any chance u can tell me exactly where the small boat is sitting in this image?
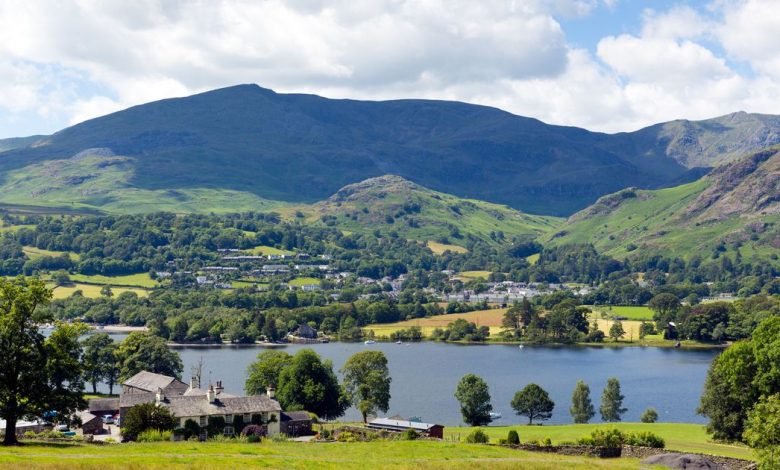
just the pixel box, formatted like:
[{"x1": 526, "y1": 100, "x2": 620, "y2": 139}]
[
  {"x1": 518, "y1": 345, "x2": 524, "y2": 349},
  {"x1": 364, "y1": 340, "x2": 376, "y2": 345},
  {"x1": 489, "y1": 412, "x2": 502, "y2": 420},
  {"x1": 395, "y1": 340, "x2": 402, "y2": 344}
]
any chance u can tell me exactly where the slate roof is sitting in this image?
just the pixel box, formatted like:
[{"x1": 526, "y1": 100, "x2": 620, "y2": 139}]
[
  {"x1": 163, "y1": 395, "x2": 281, "y2": 418},
  {"x1": 368, "y1": 418, "x2": 441, "y2": 432},
  {"x1": 183, "y1": 387, "x2": 237, "y2": 399},
  {"x1": 122, "y1": 371, "x2": 179, "y2": 392},
  {"x1": 76, "y1": 410, "x2": 101, "y2": 424},
  {"x1": 282, "y1": 411, "x2": 311, "y2": 422},
  {"x1": 88, "y1": 398, "x2": 119, "y2": 413},
  {"x1": 119, "y1": 391, "x2": 157, "y2": 409}
]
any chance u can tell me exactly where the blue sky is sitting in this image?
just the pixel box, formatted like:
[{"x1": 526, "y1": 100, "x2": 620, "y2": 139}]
[{"x1": 1, "y1": 0, "x2": 779, "y2": 138}]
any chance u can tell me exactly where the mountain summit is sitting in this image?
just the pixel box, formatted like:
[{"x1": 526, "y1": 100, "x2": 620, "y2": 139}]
[{"x1": 2, "y1": 84, "x2": 780, "y2": 216}]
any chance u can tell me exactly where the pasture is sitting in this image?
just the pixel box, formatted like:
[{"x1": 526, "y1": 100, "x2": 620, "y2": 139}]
[
  {"x1": 248, "y1": 245, "x2": 295, "y2": 256},
  {"x1": 588, "y1": 305, "x2": 654, "y2": 321},
  {"x1": 0, "y1": 439, "x2": 646, "y2": 470},
  {"x1": 364, "y1": 308, "x2": 507, "y2": 338},
  {"x1": 68, "y1": 273, "x2": 157, "y2": 288},
  {"x1": 23, "y1": 246, "x2": 81, "y2": 261},
  {"x1": 50, "y1": 283, "x2": 150, "y2": 299},
  {"x1": 427, "y1": 240, "x2": 469, "y2": 254}
]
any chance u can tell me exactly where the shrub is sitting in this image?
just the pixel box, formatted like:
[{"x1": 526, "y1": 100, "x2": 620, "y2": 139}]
[
  {"x1": 640, "y1": 408, "x2": 659, "y2": 423},
  {"x1": 507, "y1": 430, "x2": 520, "y2": 445},
  {"x1": 319, "y1": 429, "x2": 332, "y2": 440},
  {"x1": 543, "y1": 437, "x2": 553, "y2": 447},
  {"x1": 625, "y1": 431, "x2": 665, "y2": 448},
  {"x1": 137, "y1": 430, "x2": 172, "y2": 442},
  {"x1": 247, "y1": 434, "x2": 261, "y2": 443},
  {"x1": 241, "y1": 424, "x2": 267, "y2": 438},
  {"x1": 465, "y1": 429, "x2": 490, "y2": 444},
  {"x1": 578, "y1": 428, "x2": 625, "y2": 448},
  {"x1": 401, "y1": 428, "x2": 419, "y2": 440},
  {"x1": 122, "y1": 402, "x2": 176, "y2": 441},
  {"x1": 337, "y1": 431, "x2": 357, "y2": 442}
]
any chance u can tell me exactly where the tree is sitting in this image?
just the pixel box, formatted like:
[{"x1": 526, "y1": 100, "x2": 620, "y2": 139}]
[
  {"x1": 100, "y1": 285, "x2": 113, "y2": 298},
  {"x1": 341, "y1": 350, "x2": 391, "y2": 423},
  {"x1": 276, "y1": 349, "x2": 348, "y2": 420},
  {"x1": 698, "y1": 317, "x2": 780, "y2": 441},
  {"x1": 115, "y1": 332, "x2": 183, "y2": 382},
  {"x1": 454, "y1": 374, "x2": 493, "y2": 426},
  {"x1": 570, "y1": 380, "x2": 595, "y2": 424},
  {"x1": 743, "y1": 394, "x2": 780, "y2": 470},
  {"x1": 641, "y1": 408, "x2": 659, "y2": 423},
  {"x1": 600, "y1": 377, "x2": 627, "y2": 422},
  {"x1": 609, "y1": 320, "x2": 626, "y2": 342},
  {"x1": 0, "y1": 277, "x2": 87, "y2": 445},
  {"x1": 82, "y1": 333, "x2": 114, "y2": 394},
  {"x1": 511, "y1": 383, "x2": 555, "y2": 425},
  {"x1": 649, "y1": 293, "x2": 680, "y2": 328},
  {"x1": 245, "y1": 350, "x2": 293, "y2": 395},
  {"x1": 122, "y1": 402, "x2": 176, "y2": 441}
]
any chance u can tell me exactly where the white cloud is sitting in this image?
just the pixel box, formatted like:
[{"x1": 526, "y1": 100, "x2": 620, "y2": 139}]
[{"x1": 0, "y1": 0, "x2": 780, "y2": 136}]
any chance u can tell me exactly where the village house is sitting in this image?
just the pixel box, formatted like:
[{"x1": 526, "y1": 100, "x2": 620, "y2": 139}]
[{"x1": 118, "y1": 371, "x2": 295, "y2": 437}]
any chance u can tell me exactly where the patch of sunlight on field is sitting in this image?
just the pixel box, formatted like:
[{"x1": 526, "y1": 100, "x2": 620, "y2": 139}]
[{"x1": 427, "y1": 240, "x2": 469, "y2": 254}]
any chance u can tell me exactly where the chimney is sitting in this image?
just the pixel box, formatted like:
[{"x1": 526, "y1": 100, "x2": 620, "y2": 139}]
[
  {"x1": 207, "y1": 384, "x2": 216, "y2": 403},
  {"x1": 266, "y1": 385, "x2": 275, "y2": 399},
  {"x1": 155, "y1": 387, "x2": 164, "y2": 404},
  {"x1": 189, "y1": 376, "x2": 199, "y2": 391},
  {"x1": 215, "y1": 380, "x2": 224, "y2": 394}
]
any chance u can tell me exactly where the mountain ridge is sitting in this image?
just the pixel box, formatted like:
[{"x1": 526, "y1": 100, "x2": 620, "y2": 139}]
[{"x1": 3, "y1": 84, "x2": 780, "y2": 215}]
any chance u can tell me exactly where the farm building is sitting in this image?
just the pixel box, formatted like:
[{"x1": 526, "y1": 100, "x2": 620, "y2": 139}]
[
  {"x1": 75, "y1": 410, "x2": 104, "y2": 435},
  {"x1": 293, "y1": 324, "x2": 318, "y2": 339},
  {"x1": 280, "y1": 411, "x2": 313, "y2": 437},
  {"x1": 367, "y1": 418, "x2": 444, "y2": 439},
  {"x1": 88, "y1": 398, "x2": 119, "y2": 417}
]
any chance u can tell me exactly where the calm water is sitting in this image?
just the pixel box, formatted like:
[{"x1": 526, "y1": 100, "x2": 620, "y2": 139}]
[{"x1": 160, "y1": 342, "x2": 719, "y2": 426}]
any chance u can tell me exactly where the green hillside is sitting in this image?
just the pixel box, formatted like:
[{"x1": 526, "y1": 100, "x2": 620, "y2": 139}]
[
  {"x1": 0, "y1": 135, "x2": 45, "y2": 153},
  {"x1": 5, "y1": 85, "x2": 780, "y2": 217},
  {"x1": 549, "y1": 146, "x2": 780, "y2": 261},
  {"x1": 294, "y1": 175, "x2": 562, "y2": 247}
]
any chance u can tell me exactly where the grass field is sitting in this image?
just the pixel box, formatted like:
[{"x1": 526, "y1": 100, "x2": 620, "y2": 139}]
[
  {"x1": 288, "y1": 277, "x2": 321, "y2": 287},
  {"x1": 427, "y1": 240, "x2": 469, "y2": 254},
  {"x1": 0, "y1": 440, "x2": 647, "y2": 469},
  {"x1": 364, "y1": 308, "x2": 507, "y2": 338},
  {"x1": 588, "y1": 306, "x2": 654, "y2": 321},
  {"x1": 68, "y1": 273, "x2": 157, "y2": 288},
  {"x1": 51, "y1": 283, "x2": 150, "y2": 299},
  {"x1": 445, "y1": 423, "x2": 751, "y2": 460},
  {"x1": 248, "y1": 246, "x2": 295, "y2": 256},
  {"x1": 525, "y1": 253, "x2": 540, "y2": 264},
  {"x1": 458, "y1": 271, "x2": 493, "y2": 280},
  {"x1": 23, "y1": 246, "x2": 81, "y2": 261}
]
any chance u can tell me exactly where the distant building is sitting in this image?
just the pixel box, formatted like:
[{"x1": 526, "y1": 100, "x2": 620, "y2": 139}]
[
  {"x1": 75, "y1": 410, "x2": 103, "y2": 435},
  {"x1": 367, "y1": 418, "x2": 444, "y2": 439},
  {"x1": 293, "y1": 324, "x2": 318, "y2": 339}
]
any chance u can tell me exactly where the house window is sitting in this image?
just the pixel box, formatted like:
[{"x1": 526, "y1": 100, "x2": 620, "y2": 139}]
[
  {"x1": 199, "y1": 416, "x2": 207, "y2": 427},
  {"x1": 225, "y1": 414, "x2": 233, "y2": 424},
  {"x1": 223, "y1": 426, "x2": 235, "y2": 436},
  {"x1": 243, "y1": 413, "x2": 250, "y2": 422}
]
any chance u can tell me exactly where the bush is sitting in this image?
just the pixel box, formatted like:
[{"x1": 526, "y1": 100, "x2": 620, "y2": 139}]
[
  {"x1": 497, "y1": 438, "x2": 508, "y2": 445},
  {"x1": 240, "y1": 424, "x2": 267, "y2": 438},
  {"x1": 507, "y1": 430, "x2": 520, "y2": 445},
  {"x1": 401, "y1": 428, "x2": 419, "y2": 440},
  {"x1": 247, "y1": 434, "x2": 261, "y2": 443},
  {"x1": 578, "y1": 428, "x2": 625, "y2": 448},
  {"x1": 122, "y1": 402, "x2": 176, "y2": 441},
  {"x1": 625, "y1": 431, "x2": 665, "y2": 448},
  {"x1": 337, "y1": 431, "x2": 357, "y2": 442},
  {"x1": 465, "y1": 429, "x2": 490, "y2": 444},
  {"x1": 640, "y1": 408, "x2": 659, "y2": 423},
  {"x1": 137, "y1": 430, "x2": 172, "y2": 442},
  {"x1": 319, "y1": 428, "x2": 332, "y2": 440},
  {"x1": 543, "y1": 437, "x2": 552, "y2": 447}
]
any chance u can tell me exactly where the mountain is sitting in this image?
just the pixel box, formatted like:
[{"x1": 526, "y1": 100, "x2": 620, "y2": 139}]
[
  {"x1": 2, "y1": 84, "x2": 780, "y2": 216},
  {"x1": 0, "y1": 135, "x2": 46, "y2": 153},
  {"x1": 547, "y1": 146, "x2": 780, "y2": 261},
  {"x1": 290, "y1": 175, "x2": 561, "y2": 248}
]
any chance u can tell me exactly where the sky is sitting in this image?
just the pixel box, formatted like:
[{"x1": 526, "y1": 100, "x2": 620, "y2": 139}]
[{"x1": 1, "y1": 0, "x2": 780, "y2": 138}]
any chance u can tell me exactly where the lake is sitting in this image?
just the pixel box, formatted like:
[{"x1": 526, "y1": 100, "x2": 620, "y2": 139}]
[{"x1": 162, "y1": 342, "x2": 719, "y2": 426}]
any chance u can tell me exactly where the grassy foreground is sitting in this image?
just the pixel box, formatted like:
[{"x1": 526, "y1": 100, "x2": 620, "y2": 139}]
[
  {"x1": 446, "y1": 423, "x2": 751, "y2": 460},
  {"x1": 0, "y1": 440, "x2": 646, "y2": 469}
]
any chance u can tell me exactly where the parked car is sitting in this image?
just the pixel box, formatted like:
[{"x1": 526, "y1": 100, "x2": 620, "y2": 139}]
[
  {"x1": 101, "y1": 414, "x2": 114, "y2": 424},
  {"x1": 56, "y1": 424, "x2": 69, "y2": 432}
]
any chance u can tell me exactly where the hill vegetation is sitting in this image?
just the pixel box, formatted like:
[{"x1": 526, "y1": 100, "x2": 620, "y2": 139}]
[
  {"x1": 3, "y1": 84, "x2": 780, "y2": 216},
  {"x1": 548, "y1": 146, "x2": 780, "y2": 262},
  {"x1": 295, "y1": 175, "x2": 560, "y2": 246}
]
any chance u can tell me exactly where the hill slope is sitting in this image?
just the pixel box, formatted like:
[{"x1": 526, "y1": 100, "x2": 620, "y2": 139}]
[
  {"x1": 293, "y1": 175, "x2": 561, "y2": 247},
  {"x1": 0, "y1": 135, "x2": 45, "y2": 153},
  {"x1": 4, "y1": 85, "x2": 780, "y2": 216},
  {"x1": 548, "y1": 146, "x2": 780, "y2": 260}
]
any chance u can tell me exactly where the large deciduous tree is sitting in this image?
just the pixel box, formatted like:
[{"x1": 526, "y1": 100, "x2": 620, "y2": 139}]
[
  {"x1": 245, "y1": 350, "x2": 293, "y2": 395},
  {"x1": 511, "y1": 383, "x2": 555, "y2": 425},
  {"x1": 82, "y1": 333, "x2": 116, "y2": 394},
  {"x1": 454, "y1": 374, "x2": 493, "y2": 427},
  {"x1": 115, "y1": 332, "x2": 183, "y2": 382},
  {"x1": 341, "y1": 350, "x2": 391, "y2": 423},
  {"x1": 276, "y1": 349, "x2": 348, "y2": 420},
  {"x1": 0, "y1": 277, "x2": 87, "y2": 445}
]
